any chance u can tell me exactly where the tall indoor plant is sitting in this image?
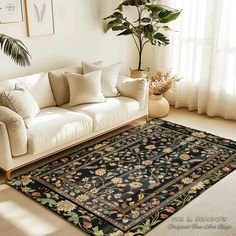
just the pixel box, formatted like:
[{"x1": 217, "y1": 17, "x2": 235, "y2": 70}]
[
  {"x1": 0, "y1": 34, "x2": 31, "y2": 67},
  {"x1": 104, "y1": 0, "x2": 181, "y2": 78}
]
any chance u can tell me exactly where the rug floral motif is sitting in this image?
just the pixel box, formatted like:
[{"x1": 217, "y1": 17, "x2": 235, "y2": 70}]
[{"x1": 8, "y1": 119, "x2": 236, "y2": 236}]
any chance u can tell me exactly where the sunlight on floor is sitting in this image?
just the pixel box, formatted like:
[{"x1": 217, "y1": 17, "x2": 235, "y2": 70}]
[
  {"x1": 162, "y1": 108, "x2": 236, "y2": 141},
  {"x1": 0, "y1": 201, "x2": 57, "y2": 235}
]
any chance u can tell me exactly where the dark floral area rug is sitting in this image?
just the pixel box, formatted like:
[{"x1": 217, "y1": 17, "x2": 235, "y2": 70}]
[{"x1": 8, "y1": 119, "x2": 236, "y2": 236}]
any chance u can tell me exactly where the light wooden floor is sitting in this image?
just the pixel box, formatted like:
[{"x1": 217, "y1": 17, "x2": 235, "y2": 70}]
[{"x1": 0, "y1": 108, "x2": 235, "y2": 236}]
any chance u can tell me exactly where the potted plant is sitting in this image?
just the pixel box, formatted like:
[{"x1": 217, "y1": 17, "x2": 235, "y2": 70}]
[
  {"x1": 0, "y1": 34, "x2": 31, "y2": 67},
  {"x1": 104, "y1": 0, "x2": 181, "y2": 78},
  {"x1": 148, "y1": 70, "x2": 181, "y2": 117}
]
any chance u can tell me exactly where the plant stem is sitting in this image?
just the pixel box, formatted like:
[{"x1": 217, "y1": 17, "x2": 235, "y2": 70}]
[
  {"x1": 121, "y1": 17, "x2": 140, "y2": 64},
  {"x1": 138, "y1": 39, "x2": 142, "y2": 70},
  {"x1": 137, "y1": 5, "x2": 143, "y2": 70},
  {"x1": 132, "y1": 34, "x2": 140, "y2": 53}
]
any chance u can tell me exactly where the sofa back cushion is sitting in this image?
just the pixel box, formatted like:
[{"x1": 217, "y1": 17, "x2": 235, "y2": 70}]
[
  {"x1": 16, "y1": 73, "x2": 56, "y2": 108},
  {"x1": 0, "y1": 79, "x2": 18, "y2": 106},
  {"x1": 48, "y1": 67, "x2": 82, "y2": 106},
  {"x1": 0, "y1": 73, "x2": 56, "y2": 109}
]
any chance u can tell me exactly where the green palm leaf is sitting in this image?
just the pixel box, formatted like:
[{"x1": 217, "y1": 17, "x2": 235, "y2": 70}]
[{"x1": 0, "y1": 34, "x2": 31, "y2": 67}]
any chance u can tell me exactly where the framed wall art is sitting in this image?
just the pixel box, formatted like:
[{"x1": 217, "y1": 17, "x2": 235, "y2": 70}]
[
  {"x1": 0, "y1": 0, "x2": 23, "y2": 23},
  {"x1": 25, "y1": 0, "x2": 55, "y2": 37}
]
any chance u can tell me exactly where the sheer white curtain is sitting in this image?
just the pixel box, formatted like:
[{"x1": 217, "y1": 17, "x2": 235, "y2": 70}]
[{"x1": 155, "y1": 0, "x2": 236, "y2": 120}]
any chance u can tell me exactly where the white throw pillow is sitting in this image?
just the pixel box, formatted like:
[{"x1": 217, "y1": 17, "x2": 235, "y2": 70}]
[
  {"x1": 2, "y1": 86, "x2": 40, "y2": 128},
  {"x1": 81, "y1": 61, "x2": 103, "y2": 74},
  {"x1": 67, "y1": 70, "x2": 105, "y2": 107},
  {"x1": 82, "y1": 61, "x2": 121, "y2": 97}
]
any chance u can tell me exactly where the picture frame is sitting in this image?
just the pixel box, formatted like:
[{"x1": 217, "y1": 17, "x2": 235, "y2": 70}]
[
  {"x1": 0, "y1": 0, "x2": 23, "y2": 23},
  {"x1": 25, "y1": 0, "x2": 55, "y2": 37}
]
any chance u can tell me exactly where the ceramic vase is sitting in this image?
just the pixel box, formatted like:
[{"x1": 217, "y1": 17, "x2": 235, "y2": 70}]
[{"x1": 148, "y1": 94, "x2": 170, "y2": 118}]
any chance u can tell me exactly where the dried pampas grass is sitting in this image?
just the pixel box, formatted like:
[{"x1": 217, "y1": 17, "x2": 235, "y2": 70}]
[{"x1": 148, "y1": 70, "x2": 182, "y2": 95}]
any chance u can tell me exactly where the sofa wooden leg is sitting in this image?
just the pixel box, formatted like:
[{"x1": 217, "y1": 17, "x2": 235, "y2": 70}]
[
  {"x1": 5, "y1": 170, "x2": 12, "y2": 181},
  {"x1": 145, "y1": 115, "x2": 149, "y2": 122}
]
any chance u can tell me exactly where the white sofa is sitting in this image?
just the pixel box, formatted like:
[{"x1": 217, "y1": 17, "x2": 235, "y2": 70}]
[{"x1": 0, "y1": 66, "x2": 148, "y2": 179}]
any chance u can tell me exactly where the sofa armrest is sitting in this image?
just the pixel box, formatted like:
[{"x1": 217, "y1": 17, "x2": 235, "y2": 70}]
[
  {"x1": 0, "y1": 106, "x2": 27, "y2": 157},
  {"x1": 0, "y1": 122, "x2": 13, "y2": 170},
  {"x1": 117, "y1": 76, "x2": 149, "y2": 111}
]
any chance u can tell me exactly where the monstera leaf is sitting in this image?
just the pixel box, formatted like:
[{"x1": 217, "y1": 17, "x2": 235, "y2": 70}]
[{"x1": 0, "y1": 34, "x2": 31, "y2": 67}]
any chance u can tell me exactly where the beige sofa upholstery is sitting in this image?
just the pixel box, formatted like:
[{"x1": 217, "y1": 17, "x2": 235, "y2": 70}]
[
  {"x1": 0, "y1": 106, "x2": 27, "y2": 156},
  {"x1": 64, "y1": 97, "x2": 140, "y2": 131},
  {"x1": 0, "y1": 66, "x2": 148, "y2": 175},
  {"x1": 27, "y1": 107, "x2": 93, "y2": 155}
]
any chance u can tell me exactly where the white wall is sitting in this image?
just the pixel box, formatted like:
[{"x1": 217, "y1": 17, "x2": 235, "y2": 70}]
[{"x1": 0, "y1": 0, "x2": 136, "y2": 80}]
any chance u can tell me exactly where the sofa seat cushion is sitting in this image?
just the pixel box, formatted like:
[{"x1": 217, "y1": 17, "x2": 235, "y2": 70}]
[
  {"x1": 64, "y1": 97, "x2": 140, "y2": 131},
  {"x1": 27, "y1": 107, "x2": 93, "y2": 154}
]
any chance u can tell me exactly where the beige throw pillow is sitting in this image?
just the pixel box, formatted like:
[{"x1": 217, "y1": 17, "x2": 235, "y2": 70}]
[
  {"x1": 67, "y1": 70, "x2": 105, "y2": 107},
  {"x1": 82, "y1": 62, "x2": 121, "y2": 97},
  {"x1": 48, "y1": 62, "x2": 103, "y2": 106},
  {"x1": 48, "y1": 67, "x2": 82, "y2": 106},
  {"x1": 2, "y1": 86, "x2": 40, "y2": 128}
]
